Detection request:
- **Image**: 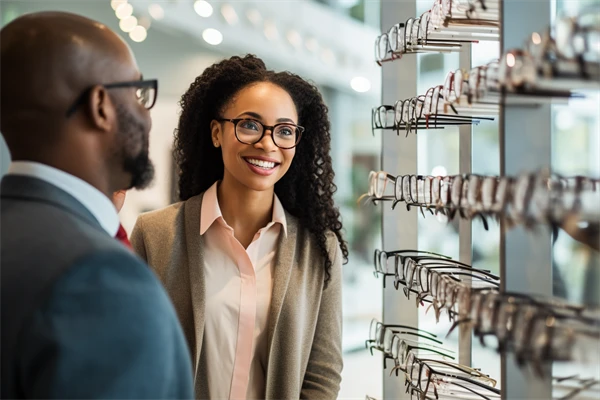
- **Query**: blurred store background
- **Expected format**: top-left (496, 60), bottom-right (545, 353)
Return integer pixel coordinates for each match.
top-left (1, 1), bottom-right (384, 398)
top-left (1, 0), bottom-right (598, 398)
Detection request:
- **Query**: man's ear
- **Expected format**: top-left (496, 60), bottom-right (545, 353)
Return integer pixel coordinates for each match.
top-left (210, 120), bottom-right (221, 147)
top-left (87, 86), bottom-right (116, 132)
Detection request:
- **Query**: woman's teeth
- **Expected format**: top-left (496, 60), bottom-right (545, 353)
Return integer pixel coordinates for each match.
top-left (246, 158), bottom-right (276, 169)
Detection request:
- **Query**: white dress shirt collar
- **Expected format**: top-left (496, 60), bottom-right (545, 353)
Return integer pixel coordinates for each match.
top-left (7, 161), bottom-right (120, 237)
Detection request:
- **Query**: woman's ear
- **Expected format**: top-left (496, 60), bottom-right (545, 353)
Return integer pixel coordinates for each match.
top-left (210, 120), bottom-right (221, 148)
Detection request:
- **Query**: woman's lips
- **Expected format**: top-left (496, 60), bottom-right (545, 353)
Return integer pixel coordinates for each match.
top-left (244, 157), bottom-right (280, 176)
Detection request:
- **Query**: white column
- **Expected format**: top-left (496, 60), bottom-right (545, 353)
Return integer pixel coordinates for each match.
top-left (380, 1), bottom-right (418, 399)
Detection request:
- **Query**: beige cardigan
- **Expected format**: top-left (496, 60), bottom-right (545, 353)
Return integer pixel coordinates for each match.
top-left (130, 193), bottom-right (343, 399)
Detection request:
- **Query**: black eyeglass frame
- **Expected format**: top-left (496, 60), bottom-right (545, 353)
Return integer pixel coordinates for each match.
top-left (65, 79), bottom-right (158, 117)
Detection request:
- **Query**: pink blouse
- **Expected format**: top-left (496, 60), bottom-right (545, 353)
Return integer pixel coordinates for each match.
top-left (200, 182), bottom-right (286, 399)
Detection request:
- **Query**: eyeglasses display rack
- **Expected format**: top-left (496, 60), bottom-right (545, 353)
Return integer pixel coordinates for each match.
top-left (368, 0), bottom-right (600, 399)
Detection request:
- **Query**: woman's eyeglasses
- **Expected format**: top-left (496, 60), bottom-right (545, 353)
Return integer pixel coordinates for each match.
top-left (217, 118), bottom-right (304, 149)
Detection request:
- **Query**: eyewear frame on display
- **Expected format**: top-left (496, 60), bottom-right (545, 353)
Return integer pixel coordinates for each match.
top-left (396, 258), bottom-right (500, 322)
top-left (373, 248), bottom-right (599, 374)
top-left (433, 0), bottom-right (500, 29)
top-left (374, 0), bottom-right (500, 64)
top-left (362, 170), bottom-right (599, 233)
top-left (444, 289), bottom-right (600, 375)
top-left (553, 375), bottom-right (600, 400)
top-left (402, 373), bottom-right (599, 400)
top-left (389, 333), bottom-right (456, 370)
top-left (389, 351), bottom-right (499, 399)
top-left (499, 11), bottom-right (600, 97)
top-left (366, 320), bottom-right (444, 360)
top-left (373, 249), bottom-right (450, 288)
top-left (405, 356), bottom-right (499, 398)
top-left (370, 330), bottom-right (456, 370)
top-left (372, 87), bottom-right (493, 137)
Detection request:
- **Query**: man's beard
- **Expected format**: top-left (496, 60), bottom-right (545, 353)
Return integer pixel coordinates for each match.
top-left (115, 105), bottom-right (155, 190)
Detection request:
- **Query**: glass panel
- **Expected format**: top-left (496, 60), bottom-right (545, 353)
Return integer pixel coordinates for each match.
top-left (552, 95), bottom-right (600, 305)
top-left (552, 0), bottom-right (600, 392)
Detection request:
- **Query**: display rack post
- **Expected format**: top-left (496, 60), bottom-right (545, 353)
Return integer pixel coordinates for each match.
top-left (380, 1), bottom-right (418, 399)
top-left (458, 43), bottom-right (473, 368)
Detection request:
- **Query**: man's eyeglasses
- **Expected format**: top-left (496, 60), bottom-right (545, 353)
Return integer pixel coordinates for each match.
top-left (218, 118), bottom-right (304, 150)
top-left (66, 79), bottom-right (158, 117)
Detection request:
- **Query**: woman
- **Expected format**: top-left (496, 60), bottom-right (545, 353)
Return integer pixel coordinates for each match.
top-left (131, 55), bottom-right (348, 400)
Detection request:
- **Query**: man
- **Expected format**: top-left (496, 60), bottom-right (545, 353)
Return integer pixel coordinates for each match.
top-left (0, 12), bottom-right (193, 399)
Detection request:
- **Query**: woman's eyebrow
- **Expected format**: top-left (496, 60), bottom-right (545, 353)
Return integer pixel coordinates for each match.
top-left (238, 111), bottom-right (296, 124)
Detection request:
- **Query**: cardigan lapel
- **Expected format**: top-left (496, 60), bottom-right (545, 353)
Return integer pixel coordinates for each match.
top-left (266, 211), bottom-right (297, 356)
top-left (183, 194), bottom-right (208, 396)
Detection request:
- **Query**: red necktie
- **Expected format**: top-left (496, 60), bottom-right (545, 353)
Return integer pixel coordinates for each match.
top-left (115, 223), bottom-right (132, 248)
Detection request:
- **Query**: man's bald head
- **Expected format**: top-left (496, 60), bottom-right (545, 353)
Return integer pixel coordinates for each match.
top-left (1, 12), bottom-right (139, 131)
top-left (0, 11), bottom-right (155, 195)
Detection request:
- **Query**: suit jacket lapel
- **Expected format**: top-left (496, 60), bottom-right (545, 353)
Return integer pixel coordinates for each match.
top-left (183, 194), bottom-right (208, 397)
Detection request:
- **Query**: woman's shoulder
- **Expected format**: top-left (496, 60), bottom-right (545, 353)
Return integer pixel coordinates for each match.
top-left (289, 216), bottom-right (340, 256)
top-left (136, 193), bottom-right (204, 231)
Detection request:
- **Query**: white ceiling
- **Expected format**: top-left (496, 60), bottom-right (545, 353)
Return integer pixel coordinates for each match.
top-left (1, 0), bottom-right (381, 99)
top-left (127, 0), bottom-right (382, 97)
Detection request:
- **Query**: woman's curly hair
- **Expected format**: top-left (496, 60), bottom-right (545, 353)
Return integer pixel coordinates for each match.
top-left (174, 54), bottom-right (348, 285)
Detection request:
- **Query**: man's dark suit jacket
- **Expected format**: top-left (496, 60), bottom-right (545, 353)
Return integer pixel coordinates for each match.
top-left (1, 175), bottom-right (194, 399)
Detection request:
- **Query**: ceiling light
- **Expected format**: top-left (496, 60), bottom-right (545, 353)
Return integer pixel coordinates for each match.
top-left (111, 0), bottom-right (127, 11)
top-left (129, 25), bottom-right (147, 42)
top-left (119, 15), bottom-right (138, 32)
top-left (115, 3), bottom-right (134, 19)
top-left (264, 20), bottom-right (278, 41)
top-left (246, 9), bottom-right (262, 27)
top-left (137, 15), bottom-right (151, 29)
top-left (148, 4), bottom-right (164, 20)
top-left (286, 30), bottom-right (302, 48)
top-left (305, 37), bottom-right (318, 53)
top-left (320, 48), bottom-right (336, 65)
top-left (194, 0), bottom-right (213, 18)
top-left (220, 4), bottom-right (238, 25)
top-left (202, 28), bottom-right (223, 45)
top-left (350, 77), bottom-right (371, 93)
